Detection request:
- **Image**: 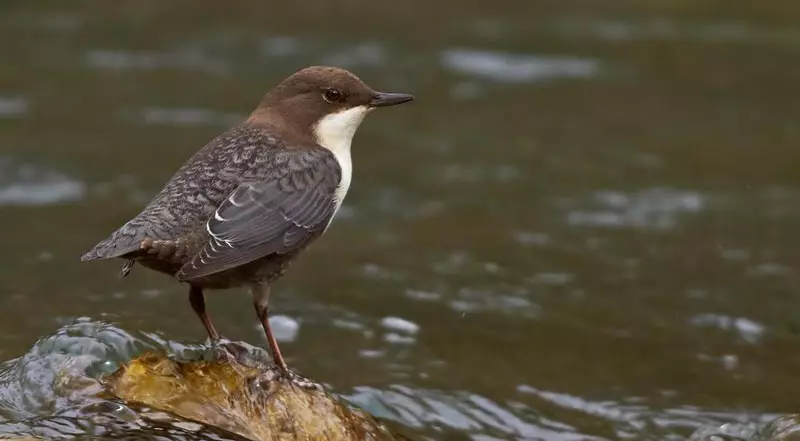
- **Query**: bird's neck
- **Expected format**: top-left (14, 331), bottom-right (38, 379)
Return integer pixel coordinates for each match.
top-left (313, 106), bottom-right (372, 214)
top-left (246, 107), bottom-right (312, 147)
top-left (312, 105), bottom-right (371, 157)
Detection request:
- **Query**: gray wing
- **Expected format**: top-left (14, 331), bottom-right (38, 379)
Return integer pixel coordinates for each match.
top-left (176, 149), bottom-right (340, 281)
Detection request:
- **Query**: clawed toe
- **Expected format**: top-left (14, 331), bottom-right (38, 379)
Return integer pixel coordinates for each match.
top-left (282, 369), bottom-right (324, 391)
top-left (249, 366), bottom-right (324, 392)
top-left (210, 339), bottom-right (248, 364)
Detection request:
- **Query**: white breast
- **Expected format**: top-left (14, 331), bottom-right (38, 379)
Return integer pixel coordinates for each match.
top-left (313, 105), bottom-right (371, 216)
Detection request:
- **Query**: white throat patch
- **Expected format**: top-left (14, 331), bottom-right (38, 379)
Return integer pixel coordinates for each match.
top-left (313, 105), bottom-right (371, 216)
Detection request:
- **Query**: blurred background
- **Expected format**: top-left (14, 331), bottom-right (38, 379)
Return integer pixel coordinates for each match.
top-left (2, 1), bottom-right (800, 440)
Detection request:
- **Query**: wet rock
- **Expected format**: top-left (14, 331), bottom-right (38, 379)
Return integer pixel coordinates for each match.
top-left (688, 422), bottom-right (760, 441)
top-left (759, 415), bottom-right (800, 441)
top-left (0, 410), bottom-right (253, 441)
top-left (104, 352), bottom-right (412, 441)
top-left (689, 415), bottom-right (800, 441)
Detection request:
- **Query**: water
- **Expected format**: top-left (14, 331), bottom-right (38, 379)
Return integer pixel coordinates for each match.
top-left (2, 1), bottom-right (800, 440)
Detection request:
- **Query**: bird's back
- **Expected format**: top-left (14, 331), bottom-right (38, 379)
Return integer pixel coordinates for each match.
top-left (81, 124), bottom-right (284, 263)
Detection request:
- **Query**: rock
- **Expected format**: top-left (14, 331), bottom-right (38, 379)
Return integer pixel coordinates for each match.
top-left (688, 422), bottom-right (760, 441)
top-left (689, 415), bottom-right (800, 441)
top-left (104, 352), bottom-right (412, 441)
top-left (759, 415), bottom-right (800, 441)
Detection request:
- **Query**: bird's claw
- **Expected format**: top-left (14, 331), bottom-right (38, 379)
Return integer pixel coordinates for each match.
top-left (281, 369), bottom-right (324, 391)
top-left (210, 339), bottom-right (249, 365)
top-left (208, 340), bottom-right (323, 391)
top-left (249, 366), bottom-right (324, 392)
top-left (118, 259), bottom-right (134, 279)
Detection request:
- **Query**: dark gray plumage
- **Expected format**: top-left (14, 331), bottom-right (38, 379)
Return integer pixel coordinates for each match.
top-left (177, 147), bottom-right (340, 281)
top-left (83, 128), bottom-right (339, 285)
top-left (81, 66), bottom-right (414, 380)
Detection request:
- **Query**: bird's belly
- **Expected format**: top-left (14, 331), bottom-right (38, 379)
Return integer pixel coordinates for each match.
top-left (326, 183), bottom-right (348, 231)
top-left (135, 256), bottom-right (184, 276)
top-left (128, 236), bottom-right (200, 276)
top-left (180, 251), bottom-right (300, 290)
top-left (129, 225), bottom-right (323, 290)
top-left (326, 136), bottom-right (352, 223)
top-left (333, 175), bottom-right (351, 215)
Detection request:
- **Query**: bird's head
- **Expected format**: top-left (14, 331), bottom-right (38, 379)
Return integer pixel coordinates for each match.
top-left (250, 66), bottom-right (414, 151)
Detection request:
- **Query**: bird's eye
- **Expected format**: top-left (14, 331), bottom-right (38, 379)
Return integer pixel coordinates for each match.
top-left (322, 88), bottom-right (343, 103)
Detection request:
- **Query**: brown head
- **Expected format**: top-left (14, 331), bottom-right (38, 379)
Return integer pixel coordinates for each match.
top-left (248, 66), bottom-right (413, 150)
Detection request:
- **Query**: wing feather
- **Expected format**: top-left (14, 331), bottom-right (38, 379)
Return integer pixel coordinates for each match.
top-left (176, 149), bottom-right (340, 281)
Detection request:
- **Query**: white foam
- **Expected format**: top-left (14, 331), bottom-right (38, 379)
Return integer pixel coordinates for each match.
top-left (139, 107), bottom-right (242, 127)
top-left (265, 315), bottom-right (300, 343)
top-left (381, 316), bottom-right (420, 334)
top-left (0, 96), bottom-right (28, 117)
top-left (0, 161), bottom-right (85, 206)
top-left (383, 333), bottom-right (415, 345)
top-left (690, 314), bottom-right (765, 344)
top-left (567, 188), bottom-right (705, 230)
top-left (441, 49), bottom-right (600, 83)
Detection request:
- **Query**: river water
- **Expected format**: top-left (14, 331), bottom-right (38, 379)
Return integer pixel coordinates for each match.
top-left (1, 1), bottom-right (800, 440)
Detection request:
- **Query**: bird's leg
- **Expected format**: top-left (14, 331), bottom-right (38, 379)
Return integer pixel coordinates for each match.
top-left (189, 285), bottom-right (220, 341)
top-left (251, 283), bottom-right (287, 371)
top-left (250, 283), bottom-right (322, 391)
top-left (190, 286), bottom-right (245, 364)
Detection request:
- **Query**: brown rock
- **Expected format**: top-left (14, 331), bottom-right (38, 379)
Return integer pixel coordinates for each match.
top-left (104, 353), bottom-right (413, 441)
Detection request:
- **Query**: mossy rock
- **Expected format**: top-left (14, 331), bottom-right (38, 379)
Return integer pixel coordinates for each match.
top-left (104, 353), bottom-right (412, 441)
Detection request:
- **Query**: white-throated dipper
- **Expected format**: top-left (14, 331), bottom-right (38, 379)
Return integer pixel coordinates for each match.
top-left (81, 66), bottom-right (414, 381)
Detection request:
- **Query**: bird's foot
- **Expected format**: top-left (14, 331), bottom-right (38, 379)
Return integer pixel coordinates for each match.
top-left (281, 368), bottom-right (324, 391)
top-left (210, 339), bottom-right (250, 365)
top-left (249, 365), bottom-right (324, 392)
top-left (118, 259), bottom-right (134, 279)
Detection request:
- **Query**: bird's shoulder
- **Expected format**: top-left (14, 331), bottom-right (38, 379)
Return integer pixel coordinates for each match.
top-left (174, 136), bottom-right (343, 280)
top-left (224, 133), bottom-right (342, 187)
top-left (80, 124), bottom-right (337, 261)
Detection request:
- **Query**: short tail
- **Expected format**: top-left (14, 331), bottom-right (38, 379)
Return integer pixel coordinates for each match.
top-left (81, 241), bottom-right (123, 261)
top-left (80, 250), bottom-right (99, 261)
top-left (80, 231), bottom-right (141, 262)
top-left (81, 246), bottom-right (109, 261)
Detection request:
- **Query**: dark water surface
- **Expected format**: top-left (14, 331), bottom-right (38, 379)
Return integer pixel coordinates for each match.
top-left (2, 1), bottom-right (800, 440)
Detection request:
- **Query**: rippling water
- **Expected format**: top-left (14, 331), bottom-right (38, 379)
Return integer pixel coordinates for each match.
top-left (2, 1), bottom-right (800, 440)
top-left (0, 319), bottom-right (786, 441)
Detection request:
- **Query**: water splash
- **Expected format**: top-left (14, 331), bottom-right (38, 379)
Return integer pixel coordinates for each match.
top-left (441, 49), bottom-right (600, 83)
top-left (86, 49), bottom-right (230, 74)
top-left (0, 160), bottom-right (85, 206)
top-left (567, 188), bottom-right (705, 230)
top-left (137, 107), bottom-right (243, 127)
top-left (0, 97), bottom-right (28, 118)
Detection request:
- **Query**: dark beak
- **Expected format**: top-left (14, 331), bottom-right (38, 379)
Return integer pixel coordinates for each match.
top-left (370, 92), bottom-right (414, 107)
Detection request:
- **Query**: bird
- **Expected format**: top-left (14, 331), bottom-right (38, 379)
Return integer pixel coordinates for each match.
top-left (81, 66), bottom-right (414, 382)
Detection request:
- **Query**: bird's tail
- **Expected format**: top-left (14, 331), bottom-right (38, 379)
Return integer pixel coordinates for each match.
top-left (80, 225), bottom-right (142, 261)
